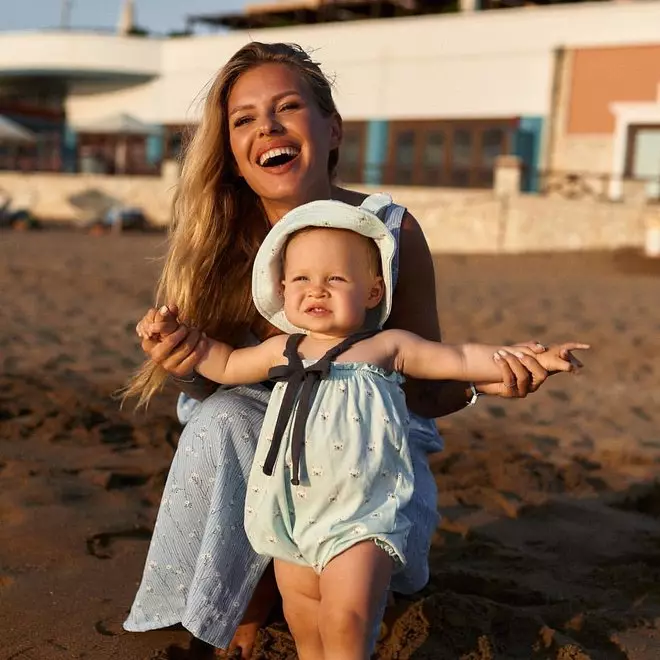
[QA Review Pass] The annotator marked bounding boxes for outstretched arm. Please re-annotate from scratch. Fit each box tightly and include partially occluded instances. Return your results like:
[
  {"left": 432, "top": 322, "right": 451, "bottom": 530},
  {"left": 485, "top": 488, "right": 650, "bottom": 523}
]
[
  {"left": 147, "top": 308, "right": 285, "bottom": 386},
  {"left": 391, "top": 330, "right": 588, "bottom": 383},
  {"left": 382, "top": 210, "right": 554, "bottom": 417}
]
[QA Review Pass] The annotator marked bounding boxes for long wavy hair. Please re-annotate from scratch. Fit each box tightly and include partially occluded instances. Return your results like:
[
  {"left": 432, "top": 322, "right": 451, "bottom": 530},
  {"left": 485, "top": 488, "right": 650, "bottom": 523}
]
[{"left": 124, "top": 42, "right": 341, "bottom": 407}]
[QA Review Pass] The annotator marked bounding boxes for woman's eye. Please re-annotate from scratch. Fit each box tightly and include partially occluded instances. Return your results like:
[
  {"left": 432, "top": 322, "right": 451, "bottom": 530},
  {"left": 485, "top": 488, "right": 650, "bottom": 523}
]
[
  {"left": 233, "top": 115, "right": 253, "bottom": 128},
  {"left": 278, "top": 101, "right": 300, "bottom": 112}
]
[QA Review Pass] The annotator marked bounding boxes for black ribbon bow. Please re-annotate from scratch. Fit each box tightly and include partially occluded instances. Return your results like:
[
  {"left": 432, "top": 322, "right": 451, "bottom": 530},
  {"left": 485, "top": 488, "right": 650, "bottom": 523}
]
[{"left": 262, "top": 329, "right": 379, "bottom": 486}]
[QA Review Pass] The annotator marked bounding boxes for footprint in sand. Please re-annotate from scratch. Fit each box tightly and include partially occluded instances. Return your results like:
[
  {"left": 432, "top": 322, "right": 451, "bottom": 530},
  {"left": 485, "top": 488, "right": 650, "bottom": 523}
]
[{"left": 86, "top": 526, "right": 153, "bottom": 559}]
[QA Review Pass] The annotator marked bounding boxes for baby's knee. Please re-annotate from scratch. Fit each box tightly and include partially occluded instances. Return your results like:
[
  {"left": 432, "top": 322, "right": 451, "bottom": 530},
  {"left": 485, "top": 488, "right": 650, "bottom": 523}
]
[{"left": 318, "top": 605, "right": 369, "bottom": 644}]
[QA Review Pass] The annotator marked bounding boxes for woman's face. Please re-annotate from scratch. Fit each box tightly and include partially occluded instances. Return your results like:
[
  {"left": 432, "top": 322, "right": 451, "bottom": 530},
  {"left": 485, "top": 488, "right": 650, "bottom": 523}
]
[{"left": 227, "top": 63, "right": 341, "bottom": 223}]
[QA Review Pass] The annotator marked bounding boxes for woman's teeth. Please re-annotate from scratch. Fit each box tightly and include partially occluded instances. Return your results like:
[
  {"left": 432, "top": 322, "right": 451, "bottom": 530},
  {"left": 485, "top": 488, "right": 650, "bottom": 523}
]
[{"left": 258, "top": 146, "right": 300, "bottom": 167}]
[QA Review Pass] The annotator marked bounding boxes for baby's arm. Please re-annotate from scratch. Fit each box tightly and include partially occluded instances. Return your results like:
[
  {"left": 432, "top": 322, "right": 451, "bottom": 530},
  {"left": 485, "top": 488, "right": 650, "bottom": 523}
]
[
  {"left": 147, "top": 307, "right": 285, "bottom": 385},
  {"left": 196, "top": 335, "right": 284, "bottom": 385},
  {"left": 389, "top": 330, "right": 588, "bottom": 383}
]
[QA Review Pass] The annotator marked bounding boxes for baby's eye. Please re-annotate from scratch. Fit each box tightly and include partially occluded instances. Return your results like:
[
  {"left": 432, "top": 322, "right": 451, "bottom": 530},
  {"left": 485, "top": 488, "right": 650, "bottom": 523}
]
[
  {"left": 291, "top": 275, "right": 308, "bottom": 282},
  {"left": 329, "top": 276, "right": 347, "bottom": 282}
]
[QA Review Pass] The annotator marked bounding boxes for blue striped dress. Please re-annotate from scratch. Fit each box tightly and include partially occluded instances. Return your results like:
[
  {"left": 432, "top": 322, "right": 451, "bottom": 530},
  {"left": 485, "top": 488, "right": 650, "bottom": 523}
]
[{"left": 123, "top": 193, "right": 444, "bottom": 648}]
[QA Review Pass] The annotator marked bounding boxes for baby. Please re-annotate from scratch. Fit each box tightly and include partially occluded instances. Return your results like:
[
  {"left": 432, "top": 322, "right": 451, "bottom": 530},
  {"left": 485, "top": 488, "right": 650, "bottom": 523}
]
[{"left": 147, "top": 199, "right": 588, "bottom": 660}]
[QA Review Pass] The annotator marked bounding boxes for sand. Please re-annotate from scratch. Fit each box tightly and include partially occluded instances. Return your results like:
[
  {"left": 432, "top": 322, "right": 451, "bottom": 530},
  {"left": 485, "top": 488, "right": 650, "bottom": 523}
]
[{"left": 1, "top": 230, "right": 659, "bottom": 660}]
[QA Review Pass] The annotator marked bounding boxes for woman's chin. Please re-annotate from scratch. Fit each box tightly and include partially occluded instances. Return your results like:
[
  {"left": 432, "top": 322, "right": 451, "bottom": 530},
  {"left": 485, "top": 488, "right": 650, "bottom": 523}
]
[{"left": 252, "top": 170, "right": 330, "bottom": 208}]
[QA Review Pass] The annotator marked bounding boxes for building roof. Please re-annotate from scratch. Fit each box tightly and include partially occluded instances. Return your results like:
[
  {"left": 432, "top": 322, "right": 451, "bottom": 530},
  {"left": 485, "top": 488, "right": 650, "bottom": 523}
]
[{"left": 187, "top": 0, "right": 452, "bottom": 30}]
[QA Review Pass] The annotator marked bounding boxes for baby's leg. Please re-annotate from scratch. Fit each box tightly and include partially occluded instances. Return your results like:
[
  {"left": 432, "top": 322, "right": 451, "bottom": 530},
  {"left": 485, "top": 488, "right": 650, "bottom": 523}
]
[
  {"left": 318, "top": 541, "right": 394, "bottom": 660},
  {"left": 273, "top": 559, "right": 323, "bottom": 660}
]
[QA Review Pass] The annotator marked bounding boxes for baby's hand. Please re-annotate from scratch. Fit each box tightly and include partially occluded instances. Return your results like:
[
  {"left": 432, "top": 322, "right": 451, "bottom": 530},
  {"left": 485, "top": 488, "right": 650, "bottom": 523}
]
[
  {"left": 528, "top": 342, "right": 590, "bottom": 374},
  {"left": 146, "top": 305, "right": 182, "bottom": 342}
]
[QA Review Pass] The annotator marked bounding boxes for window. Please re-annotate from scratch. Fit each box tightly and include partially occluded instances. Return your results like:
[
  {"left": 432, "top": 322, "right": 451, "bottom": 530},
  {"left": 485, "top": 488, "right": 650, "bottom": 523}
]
[
  {"left": 449, "top": 129, "right": 473, "bottom": 187},
  {"left": 479, "top": 128, "right": 508, "bottom": 187},
  {"left": 386, "top": 119, "right": 515, "bottom": 188},
  {"left": 337, "top": 122, "right": 367, "bottom": 183},
  {"left": 392, "top": 130, "right": 415, "bottom": 185},
  {"left": 163, "top": 124, "right": 193, "bottom": 161},
  {"left": 625, "top": 124, "right": 660, "bottom": 201},
  {"left": 421, "top": 131, "right": 446, "bottom": 186}
]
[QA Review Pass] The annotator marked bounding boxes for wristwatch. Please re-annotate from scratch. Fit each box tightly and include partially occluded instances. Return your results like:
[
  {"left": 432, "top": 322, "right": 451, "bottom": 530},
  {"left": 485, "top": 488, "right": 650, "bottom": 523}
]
[{"left": 466, "top": 382, "right": 481, "bottom": 407}]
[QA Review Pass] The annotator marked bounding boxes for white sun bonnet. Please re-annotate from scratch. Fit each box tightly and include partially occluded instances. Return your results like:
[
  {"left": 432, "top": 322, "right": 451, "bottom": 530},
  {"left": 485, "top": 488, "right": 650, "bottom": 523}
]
[{"left": 252, "top": 199, "right": 396, "bottom": 335}]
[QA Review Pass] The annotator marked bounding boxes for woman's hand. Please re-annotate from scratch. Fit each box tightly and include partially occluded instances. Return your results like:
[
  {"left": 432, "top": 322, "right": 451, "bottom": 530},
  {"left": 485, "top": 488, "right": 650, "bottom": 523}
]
[
  {"left": 475, "top": 340, "right": 550, "bottom": 398},
  {"left": 475, "top": 340, "right": 588, "bottom": 398},
  {"left": 135, "top": 304, "right": 207, "bottom": 378}
]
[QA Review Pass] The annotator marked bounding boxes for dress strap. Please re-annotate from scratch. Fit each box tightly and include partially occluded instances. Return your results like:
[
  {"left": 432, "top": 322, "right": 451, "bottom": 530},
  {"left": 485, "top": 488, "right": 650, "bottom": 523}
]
[
  {"left": 283, "top": 333, "right": 305, "bottom": 369},
  {"left": 263, "top": 329, "right": 380, "bottom": 486}
]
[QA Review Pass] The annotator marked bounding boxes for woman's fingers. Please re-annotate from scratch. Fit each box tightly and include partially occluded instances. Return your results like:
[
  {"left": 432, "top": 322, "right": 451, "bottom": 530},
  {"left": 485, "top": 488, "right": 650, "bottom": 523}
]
[
  {"left": 492, "top": 351, "right": 518, "bottom": 394},
  {"left": 148, "top": 319, "right": 180, "bottom": 336},
  {"left": 136, "top": 307, "right": 157, "bottom": 338},
  {"left": 170, "top": 332, "right": 208, "bottom": 376},
  {"left": 500, "top": 349, "right": 551, "bottom": 394},
  {"left": 158, "top": 328, "right": 206, "bottom": 377},
  {"left": 515, "top": 353, "right": 549, "bottom": 392},
  {"left": 136, "top": 303, "right": 183, "bottom": 339},
  {"left": 149, "top": 325, "right": 191, "bottom": 364},
  {"left": 494, "top": 350, "right": 532, "bottom": 397}
]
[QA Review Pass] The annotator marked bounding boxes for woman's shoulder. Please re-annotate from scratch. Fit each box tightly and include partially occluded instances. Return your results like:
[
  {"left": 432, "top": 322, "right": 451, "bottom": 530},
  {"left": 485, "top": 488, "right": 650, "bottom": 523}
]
[
  {"left": 332, "top": 186, "right": 409, "bottom": 220},
  {"left": 332, "top": 186, "right": 371, "bottom": 207}
]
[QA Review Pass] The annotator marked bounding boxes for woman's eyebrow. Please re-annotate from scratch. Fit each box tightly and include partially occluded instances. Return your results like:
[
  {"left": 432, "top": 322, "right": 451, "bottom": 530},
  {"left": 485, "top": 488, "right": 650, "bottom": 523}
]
[{"left": 229, "top": 91, "right": 301, "bottom": 117}]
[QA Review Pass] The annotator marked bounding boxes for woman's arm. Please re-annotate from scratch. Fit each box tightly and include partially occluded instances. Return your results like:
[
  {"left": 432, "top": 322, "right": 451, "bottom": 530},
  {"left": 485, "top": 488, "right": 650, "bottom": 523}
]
[{"left": 386, "top": 212, "right": 550, "bottom": 418}]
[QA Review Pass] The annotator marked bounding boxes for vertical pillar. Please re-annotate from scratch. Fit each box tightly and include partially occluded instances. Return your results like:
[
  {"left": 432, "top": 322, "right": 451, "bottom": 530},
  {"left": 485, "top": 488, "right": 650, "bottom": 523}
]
[
  {"left": 363, "top": 120, "right": 389, "bottom": 186},
  {"left": 62, "top": 124, "right": 78, "bottom": 173},
  {"left": 494, "top": 155, "right": 522, "bottom": 197},
  {"left": 146, "top": 132, "right": 164, "bottom": 166},
  {"left": 514, "top": 116, "right": 544, "bottom": 192},
  {"left": 460, "top": 0, "right": 479, "bottom": 11}
]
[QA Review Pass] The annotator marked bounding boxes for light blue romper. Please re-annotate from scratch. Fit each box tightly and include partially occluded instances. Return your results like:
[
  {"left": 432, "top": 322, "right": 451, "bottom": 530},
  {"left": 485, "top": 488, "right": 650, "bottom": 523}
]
[
  {"left": 245, "top": 331, "right": 414, "bottom": 573},
  {"left": 123, "top": 194, "right": 443, "bottom": 649}
]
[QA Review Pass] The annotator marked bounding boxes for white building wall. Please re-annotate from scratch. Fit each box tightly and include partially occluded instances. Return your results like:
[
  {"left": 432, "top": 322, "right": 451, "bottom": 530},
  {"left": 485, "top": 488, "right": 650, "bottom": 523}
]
[
  {"left": 155, "top": 1, "right": 660, "bottom": 123},
  {"left": 0, "top": 32, "right": 160, "bottom": 78},
  {"left": 6, "top": 0, "right": 658, "bottom": 125}
]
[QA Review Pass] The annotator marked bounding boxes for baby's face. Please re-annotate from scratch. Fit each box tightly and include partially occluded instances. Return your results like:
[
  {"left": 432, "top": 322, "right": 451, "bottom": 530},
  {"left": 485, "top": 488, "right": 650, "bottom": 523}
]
[{"left": 281, "top": 228, "right": 384, "bottom": 337}]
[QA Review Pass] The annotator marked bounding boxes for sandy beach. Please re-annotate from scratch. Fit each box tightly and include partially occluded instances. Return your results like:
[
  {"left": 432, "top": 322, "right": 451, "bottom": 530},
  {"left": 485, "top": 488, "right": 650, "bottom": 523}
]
[{"left": 1, "top": 230, "right": 659, "bottom": 660}]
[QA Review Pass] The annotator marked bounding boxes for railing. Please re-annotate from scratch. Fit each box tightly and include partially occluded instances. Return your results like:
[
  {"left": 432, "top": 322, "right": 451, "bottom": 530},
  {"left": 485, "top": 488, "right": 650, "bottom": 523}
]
[{"left": 537, "top": 170, "right": 660, "bottom": 203}]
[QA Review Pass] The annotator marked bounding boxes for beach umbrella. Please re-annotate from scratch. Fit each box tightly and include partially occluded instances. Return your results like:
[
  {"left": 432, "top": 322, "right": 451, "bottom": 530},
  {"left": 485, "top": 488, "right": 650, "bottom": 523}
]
[
  {"left": 0, "top": 116, "right": 35, "bottom": 143},
  {"left": 76, "top": 113, "right": 160, "bottom": 174}
]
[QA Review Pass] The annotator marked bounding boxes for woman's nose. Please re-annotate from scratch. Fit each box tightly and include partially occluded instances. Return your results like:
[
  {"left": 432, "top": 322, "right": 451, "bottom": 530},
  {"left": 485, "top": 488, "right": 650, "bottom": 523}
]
[{"left": 258, "top": 114, "right": 283, "bottom": 137}]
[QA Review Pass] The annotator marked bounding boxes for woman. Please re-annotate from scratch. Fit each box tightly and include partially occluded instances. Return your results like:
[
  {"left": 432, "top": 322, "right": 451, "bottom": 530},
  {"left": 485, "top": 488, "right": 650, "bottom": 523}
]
[{"left": 123, "top": 42, "right": 552, "bottom": 658}]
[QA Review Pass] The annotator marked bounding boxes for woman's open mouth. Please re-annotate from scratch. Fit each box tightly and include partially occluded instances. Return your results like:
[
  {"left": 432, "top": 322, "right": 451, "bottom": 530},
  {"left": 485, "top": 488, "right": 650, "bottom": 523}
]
[{"left": 257, "top": 146, "right": 301, "bottom": 169}]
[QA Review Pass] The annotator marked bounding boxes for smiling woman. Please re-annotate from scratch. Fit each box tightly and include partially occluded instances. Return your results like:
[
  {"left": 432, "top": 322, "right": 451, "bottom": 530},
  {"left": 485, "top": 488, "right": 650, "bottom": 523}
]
[
  {"left": 122, "top": 41, "right": 552, "bottom": 659},
  {"left": 227, "top": 62, "right": 341, "bottom": 221}
]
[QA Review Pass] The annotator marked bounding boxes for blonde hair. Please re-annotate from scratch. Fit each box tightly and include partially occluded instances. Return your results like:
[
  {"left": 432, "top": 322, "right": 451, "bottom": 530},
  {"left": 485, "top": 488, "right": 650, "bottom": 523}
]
[{"left": 124, "top": 42, "right": 341, "bottom": 407}]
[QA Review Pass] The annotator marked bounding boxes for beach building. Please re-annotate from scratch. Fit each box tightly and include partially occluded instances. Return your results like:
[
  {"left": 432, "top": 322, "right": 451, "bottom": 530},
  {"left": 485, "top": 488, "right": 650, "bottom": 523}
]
[{"left": 0, "top": 0, "right": 659, "bottom": 196}]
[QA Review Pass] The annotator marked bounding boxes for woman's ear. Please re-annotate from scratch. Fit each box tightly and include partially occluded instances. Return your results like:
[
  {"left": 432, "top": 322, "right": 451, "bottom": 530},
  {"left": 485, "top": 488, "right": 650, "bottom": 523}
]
[
  {"left": 330, "top": 113, "right": 343, "bottom": 151},
  {"left": 366, "top": 276, "right": 385, "bottom": 309}
]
